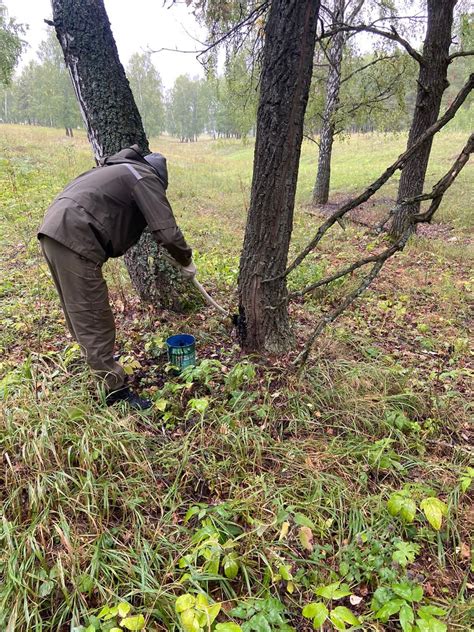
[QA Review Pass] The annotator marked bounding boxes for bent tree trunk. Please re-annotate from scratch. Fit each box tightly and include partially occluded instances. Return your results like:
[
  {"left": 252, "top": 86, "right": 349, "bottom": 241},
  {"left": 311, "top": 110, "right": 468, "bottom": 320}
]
[
  {"left": 238, "top": 0, "right": 319, "bottom": 353},
  {"left": 50, "top": 0, "right": 198, "bottom": 311},
  {"left": 391, "top": 0, "right": 456, "bottom": 239},
  {"left": 312, "top": 0, "right": 346, "bottom": 205}
]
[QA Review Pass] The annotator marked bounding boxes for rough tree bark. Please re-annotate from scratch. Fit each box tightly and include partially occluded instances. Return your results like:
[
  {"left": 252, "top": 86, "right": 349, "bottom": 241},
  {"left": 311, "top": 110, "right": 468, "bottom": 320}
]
[
  {"left": 391, "top": 0, "right": 457, "bottom": 239},
  {"left": 313, "top": 0, "right": 346, "bottom": 204},
  {"left": 238, "top": 0, "right": 320, "bottom": 353},
  {"left": 50, "top": 0, "right": 199, "bottom": 311}
]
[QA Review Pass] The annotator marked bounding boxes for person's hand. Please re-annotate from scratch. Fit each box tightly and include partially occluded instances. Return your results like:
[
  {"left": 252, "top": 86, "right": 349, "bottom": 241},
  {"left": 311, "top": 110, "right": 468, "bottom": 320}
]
[{"left": 180, "top": 260, "right": 197, "bottom": 280}]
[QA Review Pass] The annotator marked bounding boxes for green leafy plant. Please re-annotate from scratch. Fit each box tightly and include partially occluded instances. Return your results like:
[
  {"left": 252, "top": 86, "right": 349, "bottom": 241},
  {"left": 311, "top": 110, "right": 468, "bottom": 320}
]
[
  {"left": 385, "top": 409, "right": 421, "bottom": 434},
  {"left": 338, "top": 533, "right": 420, "bottom": 585},
  {"left": 387, "top": 488, "right": 448, "bottom": 531},
  {"left": 459, "top": 467, "right": 473, "bottom": 493},
  {"left": 75, "top": 602, "right": 146, "bottom": 631},
  {"left": 302, "top": 581, "right": 360, "bottom": 630},
  {"left": 179, "top": 513, "right": 242, "bottom": 581},
  {"left": 371, "top": 581, "right": 447, "bottom": 631},
  {"left": 230, "top": 597, "right": 293, "bottom": 631},
  {"left": 367, "top": 439, "right": 403, "bottom": 471},
  {"left": 175, "top": 593, "right": 225, "bottom": 632},
  {"left": 224, "top": 361, "right": 256, "bottom": 392}
]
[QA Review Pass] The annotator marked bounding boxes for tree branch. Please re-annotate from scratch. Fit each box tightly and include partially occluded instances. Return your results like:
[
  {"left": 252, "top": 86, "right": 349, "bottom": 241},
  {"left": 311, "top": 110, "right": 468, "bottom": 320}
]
[
  {"left": 293, "top": 229, "right": 411, "bottom": 366},
  {"left": 321, "top": 22, "right": 423, "bottom": 64},
  {"left": 281, "top": 73, "right": 473, "bottom": 278},
  {"left": 340, "top": 54, "right": 397, "bottom": 85},
  {"left": 291, "top": 132, "right": 474, "bottom": 365},
  {"left": 448, "top": 50, "right": 474, "bottom": 61},
  {"left": 149, "top": 1, "right": 269, "bottom": 60}
]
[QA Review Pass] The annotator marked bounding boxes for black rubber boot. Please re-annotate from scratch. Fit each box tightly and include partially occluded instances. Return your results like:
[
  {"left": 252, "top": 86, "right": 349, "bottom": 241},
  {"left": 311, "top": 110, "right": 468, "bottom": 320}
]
[{"left": 105, "top": 386, "right": 152, "bottom": 411}]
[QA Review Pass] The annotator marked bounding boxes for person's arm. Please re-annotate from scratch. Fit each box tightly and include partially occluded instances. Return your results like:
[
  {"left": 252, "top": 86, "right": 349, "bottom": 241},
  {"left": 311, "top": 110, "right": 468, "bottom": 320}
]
[{"left": 132, "top": 176, "right": 192, "bottom": 266}]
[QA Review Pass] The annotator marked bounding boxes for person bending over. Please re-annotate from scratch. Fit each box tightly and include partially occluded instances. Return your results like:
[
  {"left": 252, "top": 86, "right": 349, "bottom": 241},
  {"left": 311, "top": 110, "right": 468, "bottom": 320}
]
[{"left": 38, "top": 145, "right": 195, "bottom": 410}]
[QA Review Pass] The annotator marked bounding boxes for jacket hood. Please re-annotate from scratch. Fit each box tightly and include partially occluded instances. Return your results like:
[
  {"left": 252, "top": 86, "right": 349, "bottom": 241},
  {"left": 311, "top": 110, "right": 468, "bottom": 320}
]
[{"left": 100, "top": 145, "right": 168, "bottom": 189}]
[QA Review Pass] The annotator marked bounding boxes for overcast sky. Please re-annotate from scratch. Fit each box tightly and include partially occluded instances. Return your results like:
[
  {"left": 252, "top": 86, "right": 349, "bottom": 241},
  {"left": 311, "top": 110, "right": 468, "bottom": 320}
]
[{"left": 5, "top": 0, "right": 207, "bottom": 89}]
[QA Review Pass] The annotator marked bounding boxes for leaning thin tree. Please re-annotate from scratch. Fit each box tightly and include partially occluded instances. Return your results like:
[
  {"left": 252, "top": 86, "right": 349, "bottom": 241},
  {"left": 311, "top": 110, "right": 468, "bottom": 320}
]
[
  {"left": 391, "top": 0, "right": 458, "bottom": 238},
  {"left": 49, "top": 0, "right": 198, "bottom": 311}
]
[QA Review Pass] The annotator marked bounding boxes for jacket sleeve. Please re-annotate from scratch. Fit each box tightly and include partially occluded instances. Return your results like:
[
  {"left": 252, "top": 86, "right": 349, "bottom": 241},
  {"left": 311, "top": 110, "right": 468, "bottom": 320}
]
[{"left": 132, "top": 176, "right": 192, "bottom": 266}]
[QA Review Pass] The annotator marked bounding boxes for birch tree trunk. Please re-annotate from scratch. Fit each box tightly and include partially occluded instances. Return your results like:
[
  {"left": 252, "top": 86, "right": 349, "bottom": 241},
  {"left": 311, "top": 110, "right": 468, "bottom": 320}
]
[
  {"left": 313, "top": 0, "right": 346, "bottom": 205},
  {"left": 391, "top": 0, "right": 456, "bottom": 239},
  {"left": 238, "top": 0, "right": 320, "bottom": 353},
  {"left": 50, "top": 0, "right": 198, "bottom": 311}
]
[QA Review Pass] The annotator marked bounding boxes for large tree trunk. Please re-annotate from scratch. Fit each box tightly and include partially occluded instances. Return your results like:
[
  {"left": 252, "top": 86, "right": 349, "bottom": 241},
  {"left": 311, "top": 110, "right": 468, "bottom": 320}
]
[
  {"left": 238, "top": 0, "right": 320, "bottom": 353},
  {"left": 312, "top": 0, "right": 346, "bottom": 205},
  {"left": 391, "top": 0, "right": 456, "bottom": 238},
  {"left": 50, "top": 0, "right": 198, "bottom": 311}
]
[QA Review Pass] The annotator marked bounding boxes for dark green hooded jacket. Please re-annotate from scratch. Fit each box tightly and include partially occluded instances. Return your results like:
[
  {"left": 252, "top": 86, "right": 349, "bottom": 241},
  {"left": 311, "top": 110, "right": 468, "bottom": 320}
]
[{"left": 38, "top": 145, "right": 192, "bottom": 266}]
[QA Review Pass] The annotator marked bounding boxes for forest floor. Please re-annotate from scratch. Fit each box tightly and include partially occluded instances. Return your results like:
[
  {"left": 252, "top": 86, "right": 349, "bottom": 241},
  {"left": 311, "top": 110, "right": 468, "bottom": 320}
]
[{"left": 0, "top": 125, "right": 472, "bottom": 632}]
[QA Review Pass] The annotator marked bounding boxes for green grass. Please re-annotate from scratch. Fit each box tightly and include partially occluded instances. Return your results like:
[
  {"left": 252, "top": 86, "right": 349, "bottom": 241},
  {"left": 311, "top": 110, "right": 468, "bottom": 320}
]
[{"left": 0, "top": 125, "right": 473, "bottom": 631}]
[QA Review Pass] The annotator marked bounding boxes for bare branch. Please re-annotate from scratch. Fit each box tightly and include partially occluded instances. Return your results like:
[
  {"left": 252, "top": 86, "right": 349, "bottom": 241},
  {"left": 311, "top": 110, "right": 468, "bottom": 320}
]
[
  {"left": 282, "top": 73, "right": 473, "bottom": 278},
  {"left": 449, "top": 50, "right": 474, "bottom": 61},
  {"left": 291, "top": 132, "right": 474, "bottom": 365},
  {"left": 413, "top": 132, "right": 474, "bottom": 223},
  {"left": 289, "top": 242, "right": 400, "bottom": 299},
  {"left": 293, "top": 229, "right": 411, "bottom": 366},
  {"left": 321, "top": 22, "right": 424, "bottom": 64},
  {"left": 340, "top": 54, "right": 397, "bottom": 85},
  {"left": 149, "top": 1, "right": 269, "bottom": 61}
]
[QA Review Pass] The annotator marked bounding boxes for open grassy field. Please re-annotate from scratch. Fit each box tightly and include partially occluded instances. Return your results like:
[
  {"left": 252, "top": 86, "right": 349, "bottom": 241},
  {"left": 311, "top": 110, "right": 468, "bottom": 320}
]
[{"left": 0, "top": 124, "right": 472, "bottom": 631}]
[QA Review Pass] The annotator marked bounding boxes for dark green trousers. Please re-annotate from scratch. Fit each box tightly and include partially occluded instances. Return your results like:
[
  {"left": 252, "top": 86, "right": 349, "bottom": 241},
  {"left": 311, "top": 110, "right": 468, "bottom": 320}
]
[{"left": 40, "top": 236, "right": 126, "bottom": 392}]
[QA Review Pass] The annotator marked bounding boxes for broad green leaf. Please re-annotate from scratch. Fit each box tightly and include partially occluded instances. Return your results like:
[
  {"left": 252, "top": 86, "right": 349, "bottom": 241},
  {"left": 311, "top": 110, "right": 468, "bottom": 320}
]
[
  {"left": 460, "top": 467, "right": 474, "bottom": 493},
  {"left": 224, "top": 556, "right": 239, "bottom": 580},
  {"left": 77, "top": 573, "right": 94, "bottom": 593},
  {"left": 375, "top": 599, "right": 405, "bottom": 621},
  {"left": 399, "top": 604, "right": 414, "bottom": 631},
  {"left": 393, "top": 582, "right": 422, "bottom": 602},
  {"left": 330, "top": 606, "right": 359, "bottom": 626},
  {"left": 195, "top": 593, "right": 209, "bottom": 609},
  {"left": 420, "top": 498, "right": 447, "bottom": 531},
  {"left": 184, "top": 505, "right": 201, "bottom": 524},
  {"left": 154, "top": 398, "right": 168, "bottom": 412},
  {"left": 315, "top": 582, "right": 351, "bottom": 600},
  {"left": 312, "top": 603, "right": 329, "bottom": 628},
  {"left": 248, "top": 613, "right": 272, "bottom": 631},
  {"left": 415, "top": 615, "right": 447, "bottom": 632},
  {"left": 207, "top": 603, "right": 221, "bottom": 625},
  {"left": 400, "top": 497, "right": 417, "bottom": 523},
  {"left": 98, "top": 606, "right": 111, "bottom": 618},
  {"left": 387, "top": 493, "right": 404, "bottom": 516},
  {"left": 417, "top": 606, "right": 447, "bottom": 618},
  {"left": 294, "top": 513, "right": 316, "bottom": 529},
  {"left": 110, "top": 629, "right": 123, "bottom": 632},
  {"left": 387, "top": 492, "right": 416, "bottom": 523},
  {"left": 278, "top": 565, "right": 292, "bottom": 581},
  {"left": 215, "top": 624, "right": 243, "bottom": 632},
  {"left": 180, "top": 609, "right": 200, "bottom": 632},
  {"left": 117, "top": 602, "right": 131, "bottom": 618},
  {"left": 188, "top": 397, "right": 209, "bottom": 413},
  {"left": 175, "top": 593, "right": 196, "bottom": 613},
  {"left": 392, "top": 541, "right": 420, "bottom": 567},
  {"left": 121, "top": 614, "right": 145, "bottom": 630},
  {"left": 103, "top": 606, "right": 119, "bottom": 621},
  {"left": 39, "top": 580, "right": 55, "bottom": 597},
  {"left": 302, "top": 602, "right": 327, "bottom": 623}
]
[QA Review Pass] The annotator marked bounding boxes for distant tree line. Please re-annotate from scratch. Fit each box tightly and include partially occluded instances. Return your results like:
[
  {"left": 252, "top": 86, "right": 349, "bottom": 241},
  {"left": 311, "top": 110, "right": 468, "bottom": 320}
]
[{"left": 3, "top": 20, "right": 470, "bottom": 143}]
